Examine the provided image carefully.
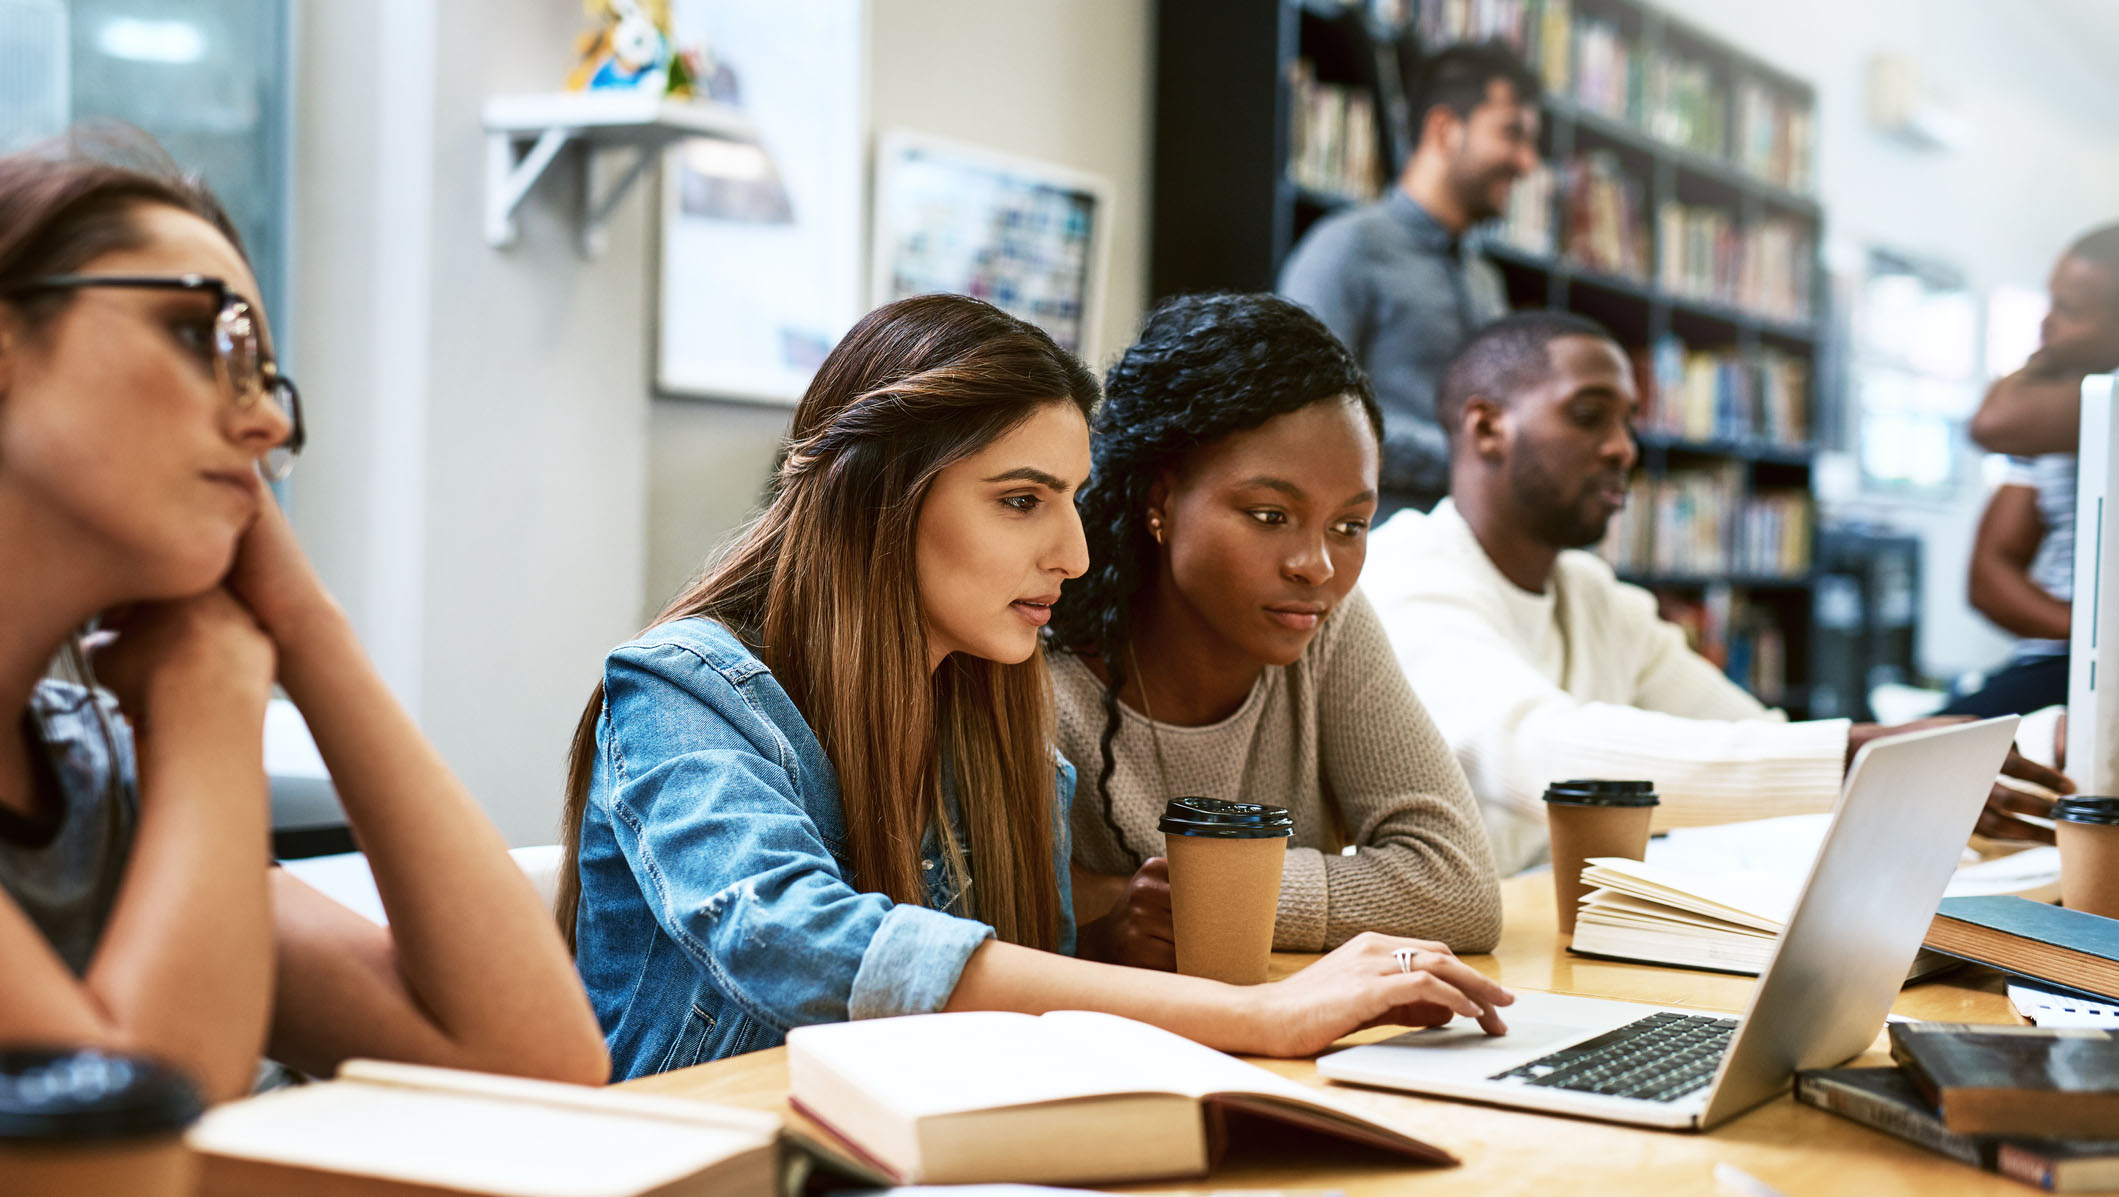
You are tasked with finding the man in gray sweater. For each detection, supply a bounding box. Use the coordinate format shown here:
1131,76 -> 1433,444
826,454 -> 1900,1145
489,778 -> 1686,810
1279,41 -> 1542,519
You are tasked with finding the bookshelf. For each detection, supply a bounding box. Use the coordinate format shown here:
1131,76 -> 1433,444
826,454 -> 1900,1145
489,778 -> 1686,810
1150,0 -> 1825,716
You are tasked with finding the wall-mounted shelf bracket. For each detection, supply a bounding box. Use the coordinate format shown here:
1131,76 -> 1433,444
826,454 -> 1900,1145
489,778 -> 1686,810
482,92 -> 756,258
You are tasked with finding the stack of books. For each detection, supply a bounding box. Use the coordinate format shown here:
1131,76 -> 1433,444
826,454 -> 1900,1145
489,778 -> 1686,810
1286,59 -> 1382,203
1798,1024 -> 2119,1192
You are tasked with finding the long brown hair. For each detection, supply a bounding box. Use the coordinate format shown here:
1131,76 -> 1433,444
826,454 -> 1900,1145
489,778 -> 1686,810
556,294 -> 1099,952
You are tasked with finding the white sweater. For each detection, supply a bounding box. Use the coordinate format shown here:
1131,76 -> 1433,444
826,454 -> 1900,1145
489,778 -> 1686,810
1365,499 -> 1849,875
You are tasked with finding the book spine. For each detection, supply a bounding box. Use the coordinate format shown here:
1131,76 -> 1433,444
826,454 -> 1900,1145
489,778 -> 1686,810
1993,1144 -> 2061,1192
1887,1030 -> 1950,1116
1794,1074 -> 1987,1167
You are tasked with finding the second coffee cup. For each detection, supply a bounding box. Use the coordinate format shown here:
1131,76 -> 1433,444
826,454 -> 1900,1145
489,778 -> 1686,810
1160,796 -> 1294,985
0,1048 -> 204,1197
1544,779 -> 1659,935
2055,796 -> 2119,919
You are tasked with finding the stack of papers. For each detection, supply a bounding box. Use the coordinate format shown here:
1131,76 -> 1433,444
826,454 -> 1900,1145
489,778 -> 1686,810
1570,814 -> 2061,976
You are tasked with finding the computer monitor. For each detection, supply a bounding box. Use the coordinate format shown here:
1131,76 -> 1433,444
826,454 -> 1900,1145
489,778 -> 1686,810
2067,372 -> 2119,793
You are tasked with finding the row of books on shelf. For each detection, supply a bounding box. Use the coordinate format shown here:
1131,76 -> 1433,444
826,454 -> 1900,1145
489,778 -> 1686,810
1654,586 -> 1789,704
1635,337 -> 1810,447
1286,58 -> 1384,203
1560,151 -> 1649,279
1799,896 -> 2119,1192
1494,151 -> 1814,325
1406,0 -> 1572,94
1656,205 -> 1815,321
1735,77 -> 1815,193
1413,0 -> 1815,193
1600,469 -> 1813,578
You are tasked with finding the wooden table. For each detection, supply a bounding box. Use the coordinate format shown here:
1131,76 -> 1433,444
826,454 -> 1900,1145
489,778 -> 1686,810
621,873 -> 2028,1195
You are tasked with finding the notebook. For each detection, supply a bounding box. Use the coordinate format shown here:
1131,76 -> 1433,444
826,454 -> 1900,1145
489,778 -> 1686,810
188,1059 -> 781,1197
1569,813 -> 2061,975
784,1010 -> 1453,1186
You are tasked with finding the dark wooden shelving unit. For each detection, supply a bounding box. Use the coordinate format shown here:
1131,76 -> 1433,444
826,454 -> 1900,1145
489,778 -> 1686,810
1151,0 -> 1826,715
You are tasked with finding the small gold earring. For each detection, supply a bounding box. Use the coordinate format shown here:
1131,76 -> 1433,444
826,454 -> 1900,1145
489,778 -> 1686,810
1148,514 -> 1164,543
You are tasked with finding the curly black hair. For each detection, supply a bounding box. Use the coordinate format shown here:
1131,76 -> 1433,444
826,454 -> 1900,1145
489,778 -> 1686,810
1048,292 -> 1381,864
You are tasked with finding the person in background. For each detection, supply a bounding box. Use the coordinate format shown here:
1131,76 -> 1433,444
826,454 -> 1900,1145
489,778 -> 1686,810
1047,294 -> 1499,971
1947,224 -> 2119,717
0,129 -> 608,1100
557,294 -> 1513,1080
1278,41 -> 1541,521
1363,311 -> 2072,876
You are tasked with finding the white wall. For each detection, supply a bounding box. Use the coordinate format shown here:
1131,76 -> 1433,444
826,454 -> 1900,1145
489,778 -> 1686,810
294,0 -> 1150,842
293,0 -> 651,845
1654,0 -> 2119,680
643,0 -> 1154,607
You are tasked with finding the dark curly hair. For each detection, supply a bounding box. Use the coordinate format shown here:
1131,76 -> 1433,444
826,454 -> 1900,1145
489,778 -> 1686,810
1048,292 -> 1380,864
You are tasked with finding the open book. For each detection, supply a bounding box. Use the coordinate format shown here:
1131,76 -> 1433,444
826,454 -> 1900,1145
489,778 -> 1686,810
189,1059 -> 781,1197
1569,813 -> 2062,976
786,1010 -> 1454,1186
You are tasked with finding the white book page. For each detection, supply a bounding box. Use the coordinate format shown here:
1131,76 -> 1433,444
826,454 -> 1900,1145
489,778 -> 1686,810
789,1013 -> 1171,1120
1037,1011 -> 1318,1104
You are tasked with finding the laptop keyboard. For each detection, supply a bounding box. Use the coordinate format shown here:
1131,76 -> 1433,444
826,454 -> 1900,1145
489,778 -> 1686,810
1488,1011 -> 1738,1102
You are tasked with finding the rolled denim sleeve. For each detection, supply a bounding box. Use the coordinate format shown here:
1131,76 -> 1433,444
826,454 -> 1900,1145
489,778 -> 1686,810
846,905 -> 993,1019
601,643 -> 994,1031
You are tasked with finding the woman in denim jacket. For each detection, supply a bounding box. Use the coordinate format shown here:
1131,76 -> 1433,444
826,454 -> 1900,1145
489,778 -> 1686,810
557,294 -> 1516,1080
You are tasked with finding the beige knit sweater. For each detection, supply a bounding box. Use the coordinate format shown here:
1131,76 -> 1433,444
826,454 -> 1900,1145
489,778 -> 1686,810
1052,590 -> 1503,954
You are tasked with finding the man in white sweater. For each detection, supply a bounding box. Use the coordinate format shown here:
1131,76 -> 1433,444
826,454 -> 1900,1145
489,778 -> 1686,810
1364,311 -> 2069,874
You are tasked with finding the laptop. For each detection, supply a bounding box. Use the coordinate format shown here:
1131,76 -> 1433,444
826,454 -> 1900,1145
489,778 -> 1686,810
1318,715 -> 2022,1130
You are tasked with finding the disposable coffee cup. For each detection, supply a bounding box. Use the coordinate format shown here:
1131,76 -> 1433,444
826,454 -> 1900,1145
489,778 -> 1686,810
0,1048 -> 203,1197
1160,797 -> 1294,985
1544,780 -> 1659,936
2055,796 -> 2119,919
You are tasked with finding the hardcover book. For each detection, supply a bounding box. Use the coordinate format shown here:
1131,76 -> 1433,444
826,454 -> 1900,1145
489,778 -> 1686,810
1887,1022 -> 2119,1138
785,1010 -> 1454,1186
1925,896 -> 2119,1001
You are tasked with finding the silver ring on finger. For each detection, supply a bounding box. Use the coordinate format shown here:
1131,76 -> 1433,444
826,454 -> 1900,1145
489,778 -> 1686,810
1393,946 -> 1416,975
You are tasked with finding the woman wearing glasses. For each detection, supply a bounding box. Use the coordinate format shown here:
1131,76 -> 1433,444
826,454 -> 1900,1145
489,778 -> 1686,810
0,131 -> 608,1098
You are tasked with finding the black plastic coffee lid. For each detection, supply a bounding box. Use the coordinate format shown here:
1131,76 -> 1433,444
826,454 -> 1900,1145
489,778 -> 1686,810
1543,779 -> 1660,807
0,1049 -> 203,1142
1159,796 -> 1294,839
2054,796 -> 2119,827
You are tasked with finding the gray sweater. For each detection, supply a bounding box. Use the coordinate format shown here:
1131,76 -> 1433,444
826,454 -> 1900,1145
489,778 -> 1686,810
1279,190 -> 1508,504
1052,591 -> 1502,953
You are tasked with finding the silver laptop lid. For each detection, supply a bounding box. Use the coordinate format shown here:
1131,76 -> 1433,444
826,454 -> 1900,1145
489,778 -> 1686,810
1698,715 -> 2020,1127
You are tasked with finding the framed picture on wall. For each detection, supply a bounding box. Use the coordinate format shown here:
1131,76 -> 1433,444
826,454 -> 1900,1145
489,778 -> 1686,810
870,129 -> 1112,363
657,0 -> 867,404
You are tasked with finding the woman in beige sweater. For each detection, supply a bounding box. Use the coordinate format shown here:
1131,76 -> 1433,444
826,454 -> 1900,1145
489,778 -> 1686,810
1048,294 -> 1500,967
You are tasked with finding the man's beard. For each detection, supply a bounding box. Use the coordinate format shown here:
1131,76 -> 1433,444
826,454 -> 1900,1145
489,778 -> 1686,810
1448,159 -> 1513,225
1509,451 -> 1616,550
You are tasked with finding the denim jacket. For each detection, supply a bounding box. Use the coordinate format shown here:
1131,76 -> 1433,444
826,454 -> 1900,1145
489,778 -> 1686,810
572,617 -> 1076,1080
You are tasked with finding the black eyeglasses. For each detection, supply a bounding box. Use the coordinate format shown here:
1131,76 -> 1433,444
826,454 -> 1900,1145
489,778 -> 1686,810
6,273 -> 306,481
